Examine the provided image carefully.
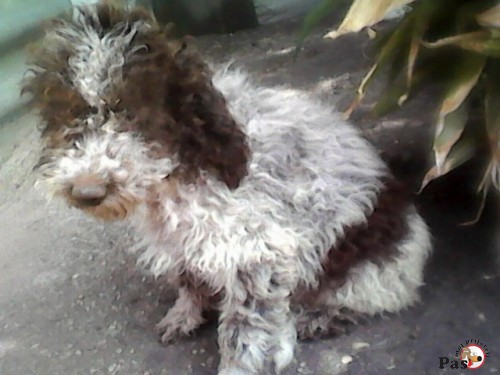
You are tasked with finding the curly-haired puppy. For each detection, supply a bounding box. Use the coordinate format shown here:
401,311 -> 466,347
25,3 -> 432,374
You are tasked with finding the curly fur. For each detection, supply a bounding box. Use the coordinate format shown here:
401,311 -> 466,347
25,3 -> 432,374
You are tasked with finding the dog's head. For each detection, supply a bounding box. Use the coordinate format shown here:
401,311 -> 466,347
24,3 -> 249,221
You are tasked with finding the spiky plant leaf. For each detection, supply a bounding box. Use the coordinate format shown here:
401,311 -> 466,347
371,75 -> 412,116
484,66 -> 500,190
477,4 -> 500,29
433,52 -> 486,173
420,134 -> 477,192
435,53 -> 485,129
324,0 -> 415,40
400,0 -> 439,103
434,101 -> 471,174
298,0 -> 348,47
300,0 -> 500,220
344,13 -> 415,117
424,31 -> 500,57
371,65 -> 431,116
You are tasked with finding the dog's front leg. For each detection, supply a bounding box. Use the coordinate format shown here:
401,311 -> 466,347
217,267 -> 296,375
156,286 -> 205,344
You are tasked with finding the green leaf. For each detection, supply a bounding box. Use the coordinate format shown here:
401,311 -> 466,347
434,101 -> 470,173
484,65 -> 500,190
433,52 -> 486,173
371,66 -> 430,117
423,31 -> 500,57
324,0 -> 416,40
420,134 -> 477,192
400,0 -> 439,100
371,77 -> 409,116
297,0 -> 349,47
477,4 -> 500,29
344,12 -> 416,117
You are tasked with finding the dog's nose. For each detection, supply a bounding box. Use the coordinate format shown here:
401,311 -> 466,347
70,176 -> 107,206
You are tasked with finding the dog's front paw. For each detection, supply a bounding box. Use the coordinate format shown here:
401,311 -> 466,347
155,321 -> 185,345
296,308 -> 359,340
155,310 -> 204,345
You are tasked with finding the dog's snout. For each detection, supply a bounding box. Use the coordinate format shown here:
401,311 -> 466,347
70,176 -> 108,206
71,183 -> 107,200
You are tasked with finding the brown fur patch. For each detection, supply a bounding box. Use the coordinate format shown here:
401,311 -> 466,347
323,178 -> 410,280
295,177 -> 411,306
117,34 -> 250,188
23,71 -> 90,147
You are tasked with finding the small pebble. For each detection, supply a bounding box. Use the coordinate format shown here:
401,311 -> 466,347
192,349 -> 198,354
478,312 -> 487,322
352,342 -> 370,350
206,356 -> 215,367
108,364 -> 118,372
199,348 -> 206,354
115,348 -> 123,354
299,362 -> 306,367
75,350 -> 82,356
341,355 -> 353,365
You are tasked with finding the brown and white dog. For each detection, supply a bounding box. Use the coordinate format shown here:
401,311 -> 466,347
25,3 -> 432,374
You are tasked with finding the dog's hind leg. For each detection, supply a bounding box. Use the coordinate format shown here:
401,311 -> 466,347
332,212 -> 431,316
297,212 -> 431,339
156,286 -> 206,344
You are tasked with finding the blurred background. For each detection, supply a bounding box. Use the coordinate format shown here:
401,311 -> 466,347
0,0 -> 326,125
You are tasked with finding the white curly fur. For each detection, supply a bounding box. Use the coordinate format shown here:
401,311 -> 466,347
34,5 -> 432,374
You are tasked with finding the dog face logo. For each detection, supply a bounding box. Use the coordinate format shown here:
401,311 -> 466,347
440,339 -> 491,370
460,345 -> 486,369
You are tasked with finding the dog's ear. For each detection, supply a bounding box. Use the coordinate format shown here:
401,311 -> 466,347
171,43 -> 249,189
119,35 -> 249,188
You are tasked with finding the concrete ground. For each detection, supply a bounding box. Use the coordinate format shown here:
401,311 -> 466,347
0,14 -> 499,375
